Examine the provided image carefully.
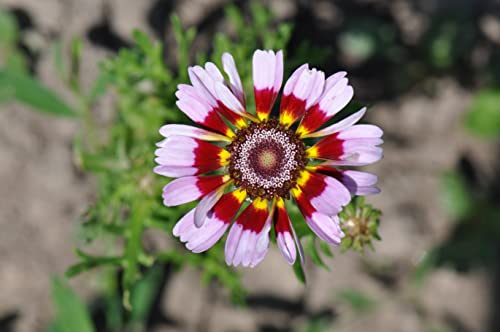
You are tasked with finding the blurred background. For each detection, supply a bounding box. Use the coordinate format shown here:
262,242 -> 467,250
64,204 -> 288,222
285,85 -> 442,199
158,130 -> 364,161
1,0 -> 500,331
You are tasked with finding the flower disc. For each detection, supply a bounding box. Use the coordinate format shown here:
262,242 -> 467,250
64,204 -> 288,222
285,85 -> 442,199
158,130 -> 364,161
228,119 -> 306,199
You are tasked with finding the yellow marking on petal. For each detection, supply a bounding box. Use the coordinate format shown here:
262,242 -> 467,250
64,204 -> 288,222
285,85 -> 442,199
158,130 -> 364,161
232,188 -> 247,203
257,111 -> 269,122
296,170 -> 311,187
280,111 -> 294,127
306,146 -> 319,158
253,197 -> 268,211
305,165 -> 319,172
219,149 -> 231,165
296,124 -> 310,138
276,197 -> 285,208
225,128 -> 236,138
291,187 -> 302,198
235,118 -> 248,129
222,174 -> 231,183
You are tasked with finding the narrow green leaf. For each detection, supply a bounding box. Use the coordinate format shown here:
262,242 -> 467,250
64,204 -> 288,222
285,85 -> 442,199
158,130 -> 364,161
52,40 -> 66,79
0,68 -> 75,116
319,241 -> 334,258
0,11 -> 18,46
306,237 -> 330,271
292,259 -> 306,285
440,171 -> 473,220
130,264 -> 164,327
337,288 -> 375,312
50,278 -> 95,332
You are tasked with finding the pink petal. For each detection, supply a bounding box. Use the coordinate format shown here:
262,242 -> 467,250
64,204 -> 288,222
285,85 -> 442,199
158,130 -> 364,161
304,108 -> 367,138
154,165 -> 198,177
162,175 -> 226,206
194,184 -> 226,227
173,208 -> 229,253
283,64 -> 308,95
307,176 -> 352,216
214,81 -> 247,117
222,52 -> 245,104
340,170 -> 380,195
337,124 -> 384,139
159,124 -> 230,142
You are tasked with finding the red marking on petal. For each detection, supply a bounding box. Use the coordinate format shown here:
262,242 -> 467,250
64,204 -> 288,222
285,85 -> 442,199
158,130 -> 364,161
212,191 -> 245,224
280,94 -> 307,126
293,189 -> 316,219
311,133 -> 345,159
216,101 -> 246,126
311,165 -> 343,178
191,140 -> 227,174
255,88 -> 276,119
299,172 -> 328,200
274,202 -> 292,235
193,140 -> 225,163
202,108 -> 233,135
236,200 -> 269,233
298,104 -> 329,135
195,175 -> 227,196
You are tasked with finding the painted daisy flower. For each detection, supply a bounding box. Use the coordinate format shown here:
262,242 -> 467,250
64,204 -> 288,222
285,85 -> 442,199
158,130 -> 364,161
154,50 -> 383,267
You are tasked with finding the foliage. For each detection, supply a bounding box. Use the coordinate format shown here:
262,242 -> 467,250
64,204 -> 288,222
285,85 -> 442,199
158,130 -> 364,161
0,11 -> 74,116
336,288 -> 376,313
48,278 -> 95,332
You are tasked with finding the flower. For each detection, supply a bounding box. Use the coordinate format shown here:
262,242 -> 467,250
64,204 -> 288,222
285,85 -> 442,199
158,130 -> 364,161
154,50 -> 383,267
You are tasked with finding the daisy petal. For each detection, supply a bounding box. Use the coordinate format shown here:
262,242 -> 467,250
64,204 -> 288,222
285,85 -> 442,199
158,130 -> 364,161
293,188 -> 345,245
188,65 -> 246,128
307,124 -> 384,166
185,189 -> 246,253
253,50 -> 283,120
214,81 -> 252,120
172,208 -> 228,254
162,175 -> 228,206
312,166 -> 380,195
194,183 -> 228,228
225,198 -> 270,267
222,52 -> 245,105
154,136 -> 229,177
303,107 -> 366,138
274,198 -> 297,265
176,85 -> 233,136
298,171 -> 351,216
280,66 -> 325,127
297,70 -> 355,137
159,124 -> 230,142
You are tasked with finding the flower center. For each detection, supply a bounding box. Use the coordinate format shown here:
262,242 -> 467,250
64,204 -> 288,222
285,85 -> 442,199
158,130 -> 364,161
228,119 -> 306,199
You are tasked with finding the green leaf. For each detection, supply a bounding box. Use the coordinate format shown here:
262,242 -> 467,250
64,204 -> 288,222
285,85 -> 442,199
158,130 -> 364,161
306,237 -> 330,271
337,288 -> 375,313
52,40 -> 66,79
412,250 -> 437,288
466,90 -> 500,138
0,11 -> 18,46
440,171 -> 473,220
292,259 -> 306,285
0,68 -> 76,116
50,278 -> 95,332
319,241 -> 334,258
130,264 -> 164,327
88,71 -> 111,104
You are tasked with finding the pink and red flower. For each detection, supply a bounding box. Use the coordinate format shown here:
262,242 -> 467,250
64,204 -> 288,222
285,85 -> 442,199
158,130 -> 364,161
155,50 -> 383,267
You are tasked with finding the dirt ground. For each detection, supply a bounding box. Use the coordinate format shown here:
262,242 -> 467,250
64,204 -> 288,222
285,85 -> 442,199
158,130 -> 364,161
0,0 -> 497,331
